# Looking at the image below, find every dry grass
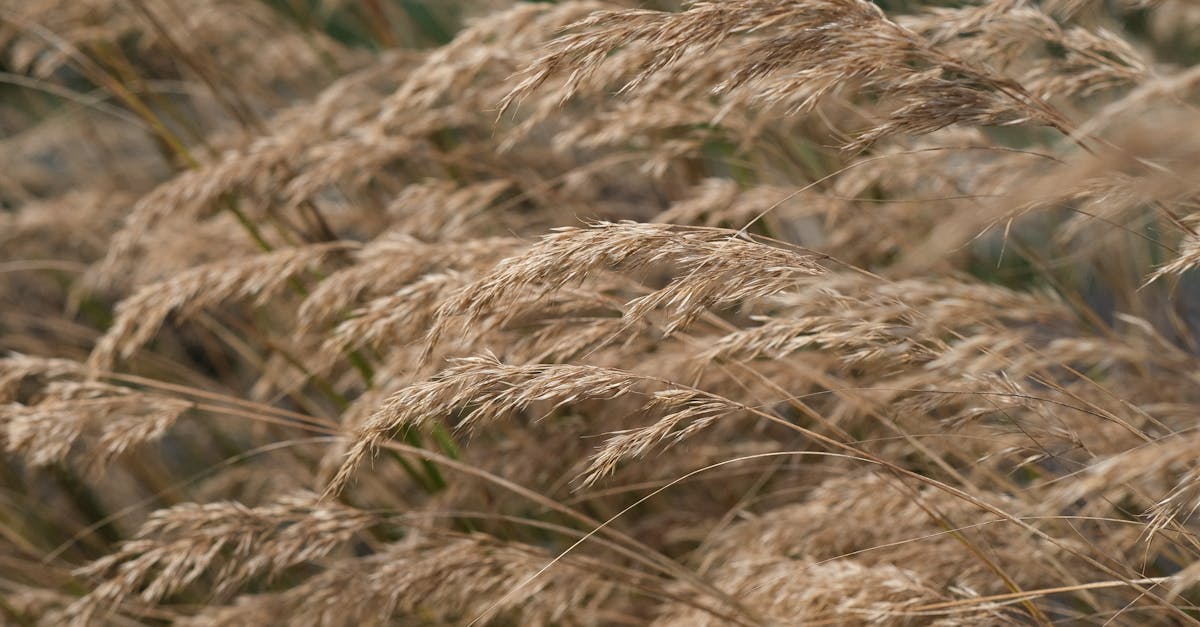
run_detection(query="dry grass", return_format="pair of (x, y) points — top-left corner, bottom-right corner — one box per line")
(4, 0), (1200, 624)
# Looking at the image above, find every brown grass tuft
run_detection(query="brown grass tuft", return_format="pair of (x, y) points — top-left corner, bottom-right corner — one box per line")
(6, 0), (1200, 624)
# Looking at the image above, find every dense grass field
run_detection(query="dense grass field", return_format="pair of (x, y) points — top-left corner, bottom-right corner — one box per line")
(4, 0), (1200, 624)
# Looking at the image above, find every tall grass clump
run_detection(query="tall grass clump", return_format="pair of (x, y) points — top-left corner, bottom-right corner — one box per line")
(4, 0), (1200, 624)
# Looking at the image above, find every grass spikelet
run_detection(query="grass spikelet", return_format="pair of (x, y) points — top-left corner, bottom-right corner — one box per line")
(700, 314), (934, 367)
(429, 221), (824, 349)
(581, 389), (744, 487)
(68, 492), (375, 624)
(656, 559), (1004, 626)
(182, 533), (612, 627)
(314, 271), (470, 372)
(0, 354), (90, 402)
(1148, 231), (1200, 283)
(89, 242), (353, 371)
(3, 391), (190, 473)
(329, 354), (645, 494)
(296, 234), (519, 333)
(503, 0), (1074, 149)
